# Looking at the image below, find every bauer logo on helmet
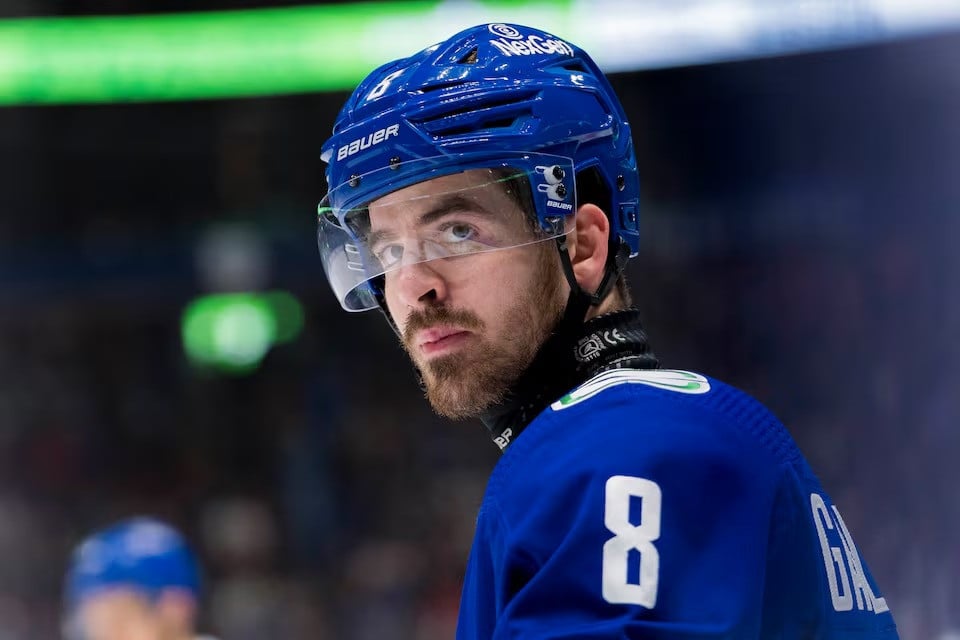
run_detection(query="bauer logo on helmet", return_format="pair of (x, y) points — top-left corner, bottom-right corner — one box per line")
(336, 124), (401, 161)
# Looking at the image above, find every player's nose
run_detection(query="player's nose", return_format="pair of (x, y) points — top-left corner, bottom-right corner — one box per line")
(392, 260), (449, 309)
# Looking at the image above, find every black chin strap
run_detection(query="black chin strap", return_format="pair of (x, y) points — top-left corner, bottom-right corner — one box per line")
(555, 233), (632, 323)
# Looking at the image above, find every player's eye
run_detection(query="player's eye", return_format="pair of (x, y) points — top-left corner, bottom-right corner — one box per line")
(375, 243), (404, 268)
(442, 223), (476, 244)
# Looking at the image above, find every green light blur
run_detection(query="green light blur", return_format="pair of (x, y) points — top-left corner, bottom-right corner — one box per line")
(0, 1), (568, 105)
(182, 290), (304, 374)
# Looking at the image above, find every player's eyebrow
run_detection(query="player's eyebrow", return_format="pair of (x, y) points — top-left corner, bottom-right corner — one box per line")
(367, 193), (491, 248)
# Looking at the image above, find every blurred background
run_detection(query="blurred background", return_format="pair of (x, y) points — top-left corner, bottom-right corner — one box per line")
(0, 1), (957, 638)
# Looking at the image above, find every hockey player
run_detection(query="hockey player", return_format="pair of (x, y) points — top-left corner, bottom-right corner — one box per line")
(316, 22), (899, 639)
(63, 517), (213, 640)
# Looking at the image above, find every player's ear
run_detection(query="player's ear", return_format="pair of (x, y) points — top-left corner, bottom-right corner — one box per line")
(155, 589), (197, 634)
(567, 203), (610, 294)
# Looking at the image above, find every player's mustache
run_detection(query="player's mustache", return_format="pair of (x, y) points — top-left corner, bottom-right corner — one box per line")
(403, 306), (484, 345)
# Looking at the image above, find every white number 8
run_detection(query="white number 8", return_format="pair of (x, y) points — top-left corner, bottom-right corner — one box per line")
(602, 475), (661, 608)
(365, 69), (404, 102)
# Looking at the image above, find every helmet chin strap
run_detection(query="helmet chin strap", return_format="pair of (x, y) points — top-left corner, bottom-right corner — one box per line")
(554, 233), (631, 328)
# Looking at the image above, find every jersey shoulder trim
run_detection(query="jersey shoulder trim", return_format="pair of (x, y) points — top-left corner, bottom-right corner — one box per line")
(550, 369), (711, 411)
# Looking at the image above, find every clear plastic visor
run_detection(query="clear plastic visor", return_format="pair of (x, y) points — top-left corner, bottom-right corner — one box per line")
(318, 154), (576, 311)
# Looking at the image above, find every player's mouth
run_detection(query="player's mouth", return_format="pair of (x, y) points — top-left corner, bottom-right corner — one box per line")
(416, 326), (473, 357)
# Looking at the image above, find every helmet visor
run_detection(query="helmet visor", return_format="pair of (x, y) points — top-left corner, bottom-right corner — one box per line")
(318, 153), (577, 311)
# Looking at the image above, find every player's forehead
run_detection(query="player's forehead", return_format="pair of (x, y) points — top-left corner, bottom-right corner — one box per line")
(367, 168), (524, 227)
(77, 587), (151, 616)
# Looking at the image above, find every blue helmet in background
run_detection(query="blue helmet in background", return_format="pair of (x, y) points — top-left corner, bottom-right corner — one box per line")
(319, 23), (639, 312)
(64, 517), (201, 610)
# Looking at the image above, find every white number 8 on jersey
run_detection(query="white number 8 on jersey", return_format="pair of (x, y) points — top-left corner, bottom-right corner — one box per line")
(602, 475), (662, 608)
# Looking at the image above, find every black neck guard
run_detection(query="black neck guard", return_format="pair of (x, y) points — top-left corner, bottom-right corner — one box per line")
(479, 308), (658, 452)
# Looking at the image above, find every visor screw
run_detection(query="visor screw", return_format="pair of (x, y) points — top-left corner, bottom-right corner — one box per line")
(555, 183), (567, 198)
(349, 174), (361, 188)
(551, 165), (565, 181)
(616, 175), (625, 191)
(389, 156), (401, 170)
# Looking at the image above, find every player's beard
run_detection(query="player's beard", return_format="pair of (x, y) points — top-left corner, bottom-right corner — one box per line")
(402, 246), (566, 420)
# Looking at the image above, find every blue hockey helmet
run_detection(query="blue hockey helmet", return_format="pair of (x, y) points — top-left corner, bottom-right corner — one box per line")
(318, 23), (640, 312)
(63, 517), (201, 610)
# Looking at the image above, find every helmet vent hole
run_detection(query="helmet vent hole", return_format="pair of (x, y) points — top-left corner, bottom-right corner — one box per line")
(553, 61), (590, 74)
(417, 80), (466, 94)
(458, 47), (479, 64)
(434, 115), (523, 137)
(482, 117), (517, 130)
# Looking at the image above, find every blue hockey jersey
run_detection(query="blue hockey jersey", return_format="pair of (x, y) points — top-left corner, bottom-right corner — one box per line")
(458, 369), (898, 639)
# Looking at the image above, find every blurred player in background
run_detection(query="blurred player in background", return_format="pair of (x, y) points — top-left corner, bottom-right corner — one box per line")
(63, 517), (214, 640)
(317, 22), (898, 639)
